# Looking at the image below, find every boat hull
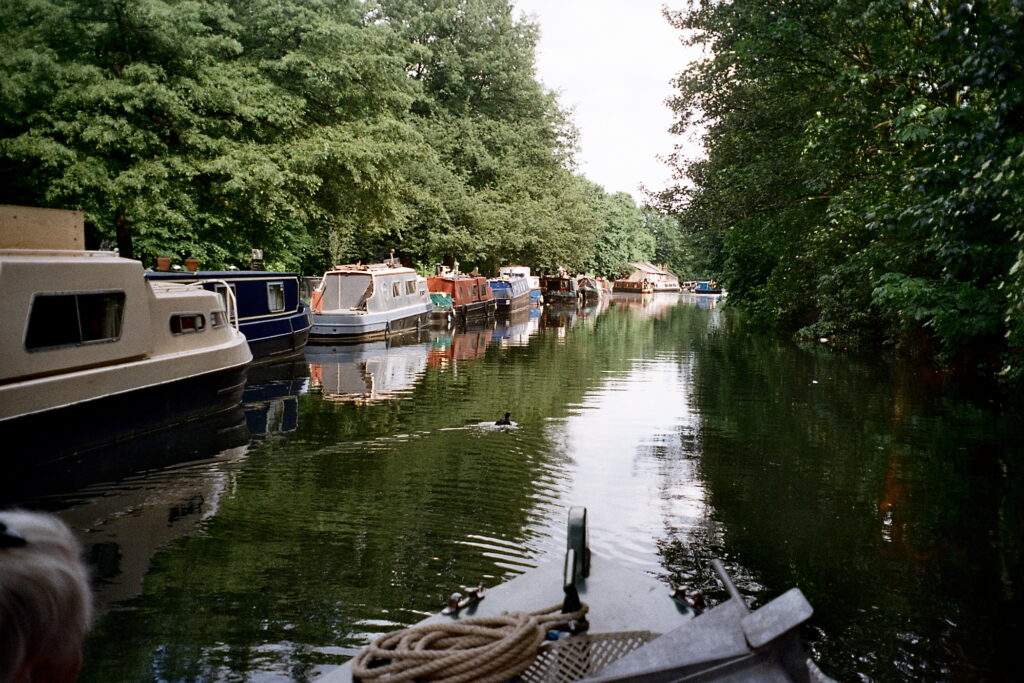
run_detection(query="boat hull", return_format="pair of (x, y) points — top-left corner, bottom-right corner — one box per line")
(244, 312), (312, 363)
(310, 305), (431, 343)
(1, 362), (249, 473)
(456, 298), (497, 321)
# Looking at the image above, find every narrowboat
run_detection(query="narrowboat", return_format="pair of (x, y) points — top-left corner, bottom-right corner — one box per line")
(427, 269), (496, 322)
(487, 274), (532, 313)
(0, 206), (252, 471)
(694, 279), (723, 294)
(318, 507), (834, 683)
(577, 275), (604, 303)
(613, 278), (655, 294)
(429, 291), (455, 327)
(309, 262), (432, 343)
(146, 270), (311, 363)
(499, 265), (542, 303)
(540, 272), (580, 304)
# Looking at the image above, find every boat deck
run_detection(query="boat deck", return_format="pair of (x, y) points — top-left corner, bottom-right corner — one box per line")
(317, 552), (694, 683)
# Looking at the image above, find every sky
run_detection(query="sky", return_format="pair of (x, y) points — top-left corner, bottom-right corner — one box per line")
(512, 0), (703, 201)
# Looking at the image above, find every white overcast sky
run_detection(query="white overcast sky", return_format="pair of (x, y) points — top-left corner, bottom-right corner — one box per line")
(512, 0), (703, 201)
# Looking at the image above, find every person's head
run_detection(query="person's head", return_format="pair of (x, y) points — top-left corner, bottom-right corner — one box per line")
(0, 510), (92, 683)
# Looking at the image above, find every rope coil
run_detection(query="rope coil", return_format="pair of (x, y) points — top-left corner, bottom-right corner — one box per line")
(351, 603), (589, 683)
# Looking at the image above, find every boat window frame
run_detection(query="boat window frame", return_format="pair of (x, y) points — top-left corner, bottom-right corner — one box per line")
(214, 283), (236, 312)
(24, 290), (126, 352)
(405, 279), (416, 295)
(267, 281), (286, 313)
(392, 281), (401, 298)
(170, 312), (206, 335)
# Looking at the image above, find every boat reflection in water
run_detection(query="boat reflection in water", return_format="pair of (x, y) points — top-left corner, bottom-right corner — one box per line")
(491, 305), (541, 347)
(306, 333), (430, 405)
(1, 406), (250, 507)
(679, 291), (724, 310)
(0, 406), (252, 613)
(243, 359), (310, 438)
(611, 291), (682, 319)
(428, 321), (493, 366)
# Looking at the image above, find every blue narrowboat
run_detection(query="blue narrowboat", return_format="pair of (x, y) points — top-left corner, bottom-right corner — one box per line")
(147, 270), (312, 362)
(488, 275), (532, 313)
(694, 280), (722, 294)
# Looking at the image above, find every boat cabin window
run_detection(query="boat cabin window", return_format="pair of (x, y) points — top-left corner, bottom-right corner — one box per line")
(25, 292), (126, 351)
(321, 273), (372, 310)
(267, 282), (285, 312)
(170, 313), (205, 334)
(214, 283), (235, 311)
(405, 280), (416, 295)
(211, 311), (227, 328)
(392, 282), (401, 298)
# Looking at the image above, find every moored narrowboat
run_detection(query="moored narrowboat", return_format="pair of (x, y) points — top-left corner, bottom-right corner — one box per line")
(540, 271), (580, 304)
(427, 268), (496, 322)
(499, 265), (542, 303)
(487, 275), (532, 313)
(0, 206), (252, 471)
(613, 278), (654, 294)
(310, 261), (432, 343)
(577, 275), (604, 303)
(146, 270), (311, 363)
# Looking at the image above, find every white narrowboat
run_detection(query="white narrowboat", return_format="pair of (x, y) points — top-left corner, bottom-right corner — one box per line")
(0, 206), (252, 471)
(309, 262), (432, 343)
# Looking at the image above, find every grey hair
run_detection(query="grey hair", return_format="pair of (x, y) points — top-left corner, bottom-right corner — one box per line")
(0, 510), (93, 683)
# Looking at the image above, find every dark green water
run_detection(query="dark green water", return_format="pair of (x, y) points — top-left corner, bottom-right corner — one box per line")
(11, 294), (1022, 681)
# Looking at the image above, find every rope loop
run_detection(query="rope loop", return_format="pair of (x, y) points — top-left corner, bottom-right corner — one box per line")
(351, 603), (588, 683)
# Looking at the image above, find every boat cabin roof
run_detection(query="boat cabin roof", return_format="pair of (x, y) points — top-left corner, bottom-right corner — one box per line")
(325, 263), (415, 277)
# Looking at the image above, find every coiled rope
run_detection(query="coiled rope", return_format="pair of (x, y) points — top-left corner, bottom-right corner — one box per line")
(351, 603), (589, 683)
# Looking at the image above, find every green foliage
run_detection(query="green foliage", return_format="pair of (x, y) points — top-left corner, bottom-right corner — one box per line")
(1, 0), (645, 278)
(661, 0), (1024, 379)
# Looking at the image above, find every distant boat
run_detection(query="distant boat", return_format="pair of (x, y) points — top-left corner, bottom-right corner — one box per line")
(540, 272), (580, 304)
(691, 280), (722, 294)
(499, 265), (542, 303)
(613, 278), (654, 294)
(0, 206), (251, 471)
(488, 275), (532, 313)
(427, 268), (496, 322)
(310, 261), (432, 343)
(576, 275), (603, 303)
(147, 270), (311, 363)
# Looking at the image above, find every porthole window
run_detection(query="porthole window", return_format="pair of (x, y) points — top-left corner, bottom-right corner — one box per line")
(170, 313), (205, 334)
(25, 292), (125, 351)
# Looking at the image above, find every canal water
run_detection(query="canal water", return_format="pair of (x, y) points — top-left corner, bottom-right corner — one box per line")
(4, 293), (1020, 682)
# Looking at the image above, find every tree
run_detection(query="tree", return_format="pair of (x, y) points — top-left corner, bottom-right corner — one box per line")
(660, 0), (1024, 378)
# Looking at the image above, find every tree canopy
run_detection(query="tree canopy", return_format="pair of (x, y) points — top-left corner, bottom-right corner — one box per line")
(659, 0), (1024, 380)
(1, 0), (670, 278)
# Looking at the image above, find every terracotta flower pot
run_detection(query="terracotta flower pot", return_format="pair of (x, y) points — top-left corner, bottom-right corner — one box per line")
(184, 258), (200, 272)
(156, 257), (171, 271)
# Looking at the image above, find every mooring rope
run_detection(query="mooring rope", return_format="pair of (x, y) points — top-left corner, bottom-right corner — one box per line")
(350, 603), (589, 683)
